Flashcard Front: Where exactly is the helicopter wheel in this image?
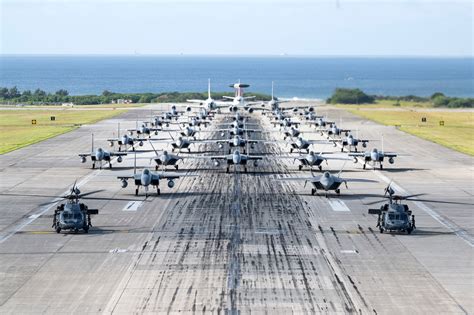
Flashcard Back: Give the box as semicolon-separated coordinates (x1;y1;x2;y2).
379;228;384;233
380;164;383;170
84;226;89;234
335;189;340;194
56;227;61;234
318;165;322;171
175;165;179;170
92;163;96;169
311;188;316;195
341;148;344;152
135;188;139;196
109;163;112;169
363;164;366;169
155;165;159;171
290;149;293;153
355;147;358;152
298;165;303;171
226;167;229;173
157;188;161;195
244;167;248;173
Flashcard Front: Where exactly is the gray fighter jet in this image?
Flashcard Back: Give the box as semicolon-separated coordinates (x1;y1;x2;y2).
193;149;263;173
278;169;376;196
350;148;398;169
333;134;370;152
282;151;352;171
287;137;329;153
79;134;127;169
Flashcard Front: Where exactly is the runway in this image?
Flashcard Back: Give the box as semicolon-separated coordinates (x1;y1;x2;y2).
0;103;472;314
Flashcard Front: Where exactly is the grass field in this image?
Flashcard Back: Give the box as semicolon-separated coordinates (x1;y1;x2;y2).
345;107;474;156
0;109;126;154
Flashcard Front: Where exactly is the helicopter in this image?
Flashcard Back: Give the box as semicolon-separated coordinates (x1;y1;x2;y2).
367;184;417;234
52;182;100;234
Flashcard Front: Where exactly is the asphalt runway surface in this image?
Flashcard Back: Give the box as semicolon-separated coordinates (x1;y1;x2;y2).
0;103;472;314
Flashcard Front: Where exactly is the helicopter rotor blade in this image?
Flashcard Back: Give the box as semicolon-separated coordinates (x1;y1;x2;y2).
76;189;105;198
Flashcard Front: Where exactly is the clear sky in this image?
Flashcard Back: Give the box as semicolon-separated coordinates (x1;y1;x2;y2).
1;0;472;56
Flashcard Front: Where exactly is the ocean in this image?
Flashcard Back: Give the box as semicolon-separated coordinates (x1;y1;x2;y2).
0;56;472;99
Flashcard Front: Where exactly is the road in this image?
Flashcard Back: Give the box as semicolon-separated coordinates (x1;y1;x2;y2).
0;103;472;314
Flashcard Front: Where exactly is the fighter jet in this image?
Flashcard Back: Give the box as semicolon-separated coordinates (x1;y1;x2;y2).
273;117;300;129
79;134;127;169
278;169;377;196
107;123;168;151
350;148;398;169
127;122;162;138
308;117;335;128
333;134;370;152
217;126;264;138
261;81;290;111
282;126;302;140
148;141;183;170
156;133;205;153
186;79;221;111
193;149;263;173
287;136;329;153
282;151;352;171
118;169;186;197
319;124;351;138
204;135;280;154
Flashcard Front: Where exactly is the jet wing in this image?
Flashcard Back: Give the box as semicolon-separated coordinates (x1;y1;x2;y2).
348;152;366;157
382;152;397;157
110;152;128;157
276;175;322;183
343;178;378;183
78;153;91;157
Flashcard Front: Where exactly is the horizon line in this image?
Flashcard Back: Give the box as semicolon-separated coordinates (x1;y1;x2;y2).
1;53;473;59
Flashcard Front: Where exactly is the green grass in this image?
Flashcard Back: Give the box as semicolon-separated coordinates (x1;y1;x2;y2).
345;108;474;156
0;109;127;154
336;99;434;109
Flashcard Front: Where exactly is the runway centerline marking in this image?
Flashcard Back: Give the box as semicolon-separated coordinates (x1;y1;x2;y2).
327;199;350;212
123;201;142;211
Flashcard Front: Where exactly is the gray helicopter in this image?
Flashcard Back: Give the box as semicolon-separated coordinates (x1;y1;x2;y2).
367;184;472;234
367;185;417;234
79;134;127;169
278;169;376;196
52;182;100;234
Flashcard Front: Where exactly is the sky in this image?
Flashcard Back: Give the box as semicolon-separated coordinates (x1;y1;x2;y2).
0;0;472;56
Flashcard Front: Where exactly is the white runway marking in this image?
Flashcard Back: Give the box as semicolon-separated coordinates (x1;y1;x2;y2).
122;201;142;211
327;199;350;212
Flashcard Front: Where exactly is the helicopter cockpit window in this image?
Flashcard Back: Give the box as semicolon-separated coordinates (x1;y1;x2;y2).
63;212;72;219
400;213;407;220
388;214;395;220
73;213;82;220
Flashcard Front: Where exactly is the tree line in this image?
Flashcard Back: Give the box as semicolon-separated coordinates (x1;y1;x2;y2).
327;88;473;108
0;87;272;105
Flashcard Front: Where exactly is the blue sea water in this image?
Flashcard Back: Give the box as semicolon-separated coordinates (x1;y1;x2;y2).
0;56;472;99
